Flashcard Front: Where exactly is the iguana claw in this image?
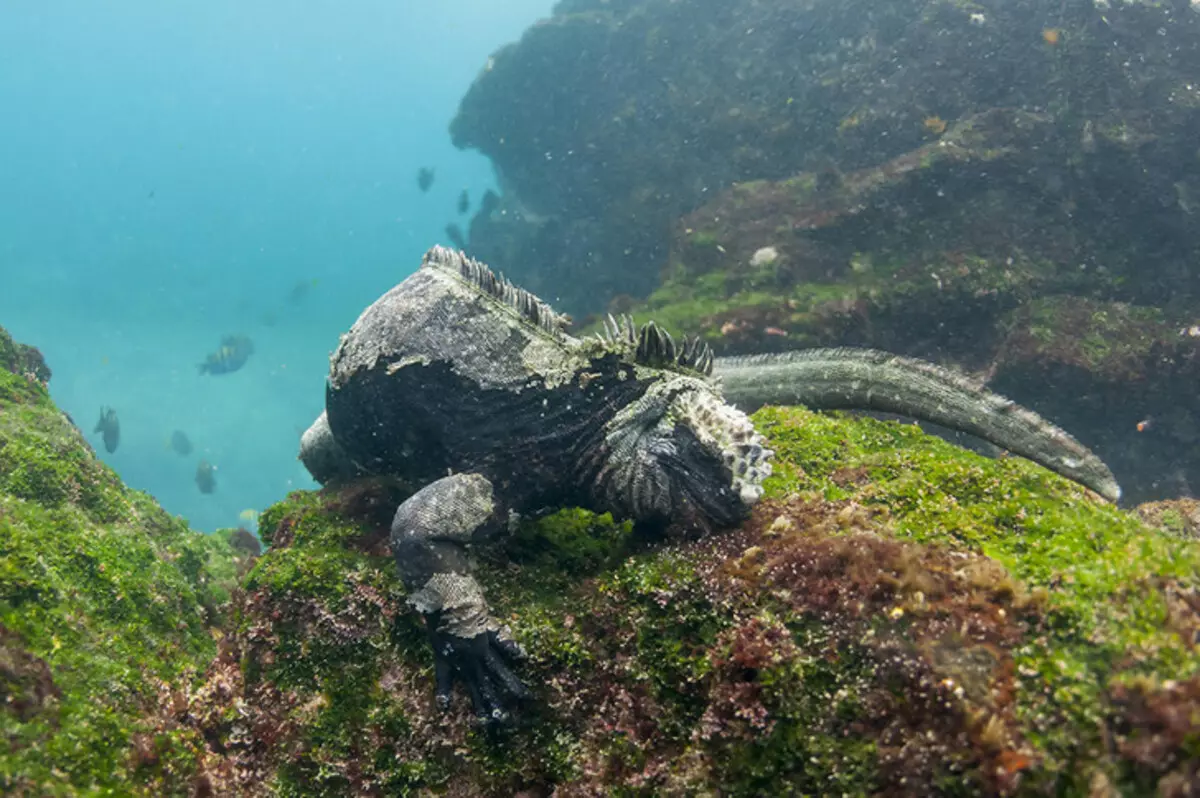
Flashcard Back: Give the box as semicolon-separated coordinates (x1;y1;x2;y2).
428;619;530;725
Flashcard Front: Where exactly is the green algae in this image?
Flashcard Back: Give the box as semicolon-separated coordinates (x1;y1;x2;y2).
754;405;1200;793
0;325;242;796
999;295;1178;381
5;316;1196;792
193;402;1199;795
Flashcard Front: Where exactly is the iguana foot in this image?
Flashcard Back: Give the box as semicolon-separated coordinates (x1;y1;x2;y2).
427;617;530;725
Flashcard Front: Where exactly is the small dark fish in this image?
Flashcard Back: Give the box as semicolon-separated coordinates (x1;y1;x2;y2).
195;459;217;494
147;189;155;200
93;407;120;453
457;188;470;215
198;335;255;376
287;277;318;304
169;429;193;456
445;223;467;251
417;167;435;192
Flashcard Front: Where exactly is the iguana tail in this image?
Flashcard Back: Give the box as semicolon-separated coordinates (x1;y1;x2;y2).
712;348;1121;503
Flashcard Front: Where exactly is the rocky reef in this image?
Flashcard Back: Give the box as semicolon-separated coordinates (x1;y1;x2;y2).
453;0;1200;317
162;407;1200;796
3;324;1200;793
452;0;1200;505
636;108;1200;504
0;325;247;795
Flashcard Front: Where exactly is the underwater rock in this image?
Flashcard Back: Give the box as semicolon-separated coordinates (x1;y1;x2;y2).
0;323;244;795
1137;497;1200;540
453;0;1200;316
609;107;1200;505
986;296;1200;505
166;406;1198;795
3;316;1197;792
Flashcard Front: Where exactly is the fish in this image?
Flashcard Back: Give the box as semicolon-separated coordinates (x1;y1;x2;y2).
445;223;467;251
93;407;120;453
168;429;193;456
457;188;470;215
417;167;435;192
288;277;318;304
195;460;217;494
198;335;255;376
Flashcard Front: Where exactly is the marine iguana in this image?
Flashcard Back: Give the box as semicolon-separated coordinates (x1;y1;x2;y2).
299;246;1120;725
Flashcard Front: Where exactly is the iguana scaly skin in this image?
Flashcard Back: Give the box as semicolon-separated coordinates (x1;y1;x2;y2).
299;246;1120;725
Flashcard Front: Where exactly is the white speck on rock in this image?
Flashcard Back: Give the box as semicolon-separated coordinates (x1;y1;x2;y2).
750;246;780;267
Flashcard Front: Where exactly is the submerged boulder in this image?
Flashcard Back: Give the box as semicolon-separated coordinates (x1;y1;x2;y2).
174;407;1199;796
452;0;1200;505
453;0;1200;318
3;320;1197;794
619;107;1200;505
0;324;246;795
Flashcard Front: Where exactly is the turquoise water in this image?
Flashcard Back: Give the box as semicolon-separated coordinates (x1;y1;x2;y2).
0;1;554;532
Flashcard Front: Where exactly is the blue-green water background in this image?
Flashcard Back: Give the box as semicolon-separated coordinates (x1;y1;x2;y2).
0;2;554;532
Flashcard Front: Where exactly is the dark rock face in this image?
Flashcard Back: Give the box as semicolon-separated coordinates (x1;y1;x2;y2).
452;0;1200;316
451;0;1200;503
636;108;1200;504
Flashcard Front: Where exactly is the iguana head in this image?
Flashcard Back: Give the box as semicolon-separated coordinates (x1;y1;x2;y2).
594;373;774;535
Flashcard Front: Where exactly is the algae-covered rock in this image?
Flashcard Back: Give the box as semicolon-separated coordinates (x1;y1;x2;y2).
178;405;1200;795
624;104;1200;503
0;325;245;795
5;318;1196;793
455;0;1200;317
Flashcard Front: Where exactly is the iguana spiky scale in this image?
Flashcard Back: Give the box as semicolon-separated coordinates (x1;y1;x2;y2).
299;246;1119;725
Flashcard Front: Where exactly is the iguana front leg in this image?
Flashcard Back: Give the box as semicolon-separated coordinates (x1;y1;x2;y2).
390;472;530;724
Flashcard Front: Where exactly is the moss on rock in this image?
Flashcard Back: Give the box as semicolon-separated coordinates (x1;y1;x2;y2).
175;404;1199;795
4;320;1195;793
0;324;243;795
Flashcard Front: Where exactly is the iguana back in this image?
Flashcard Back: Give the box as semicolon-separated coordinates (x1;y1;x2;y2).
323;246;653;492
